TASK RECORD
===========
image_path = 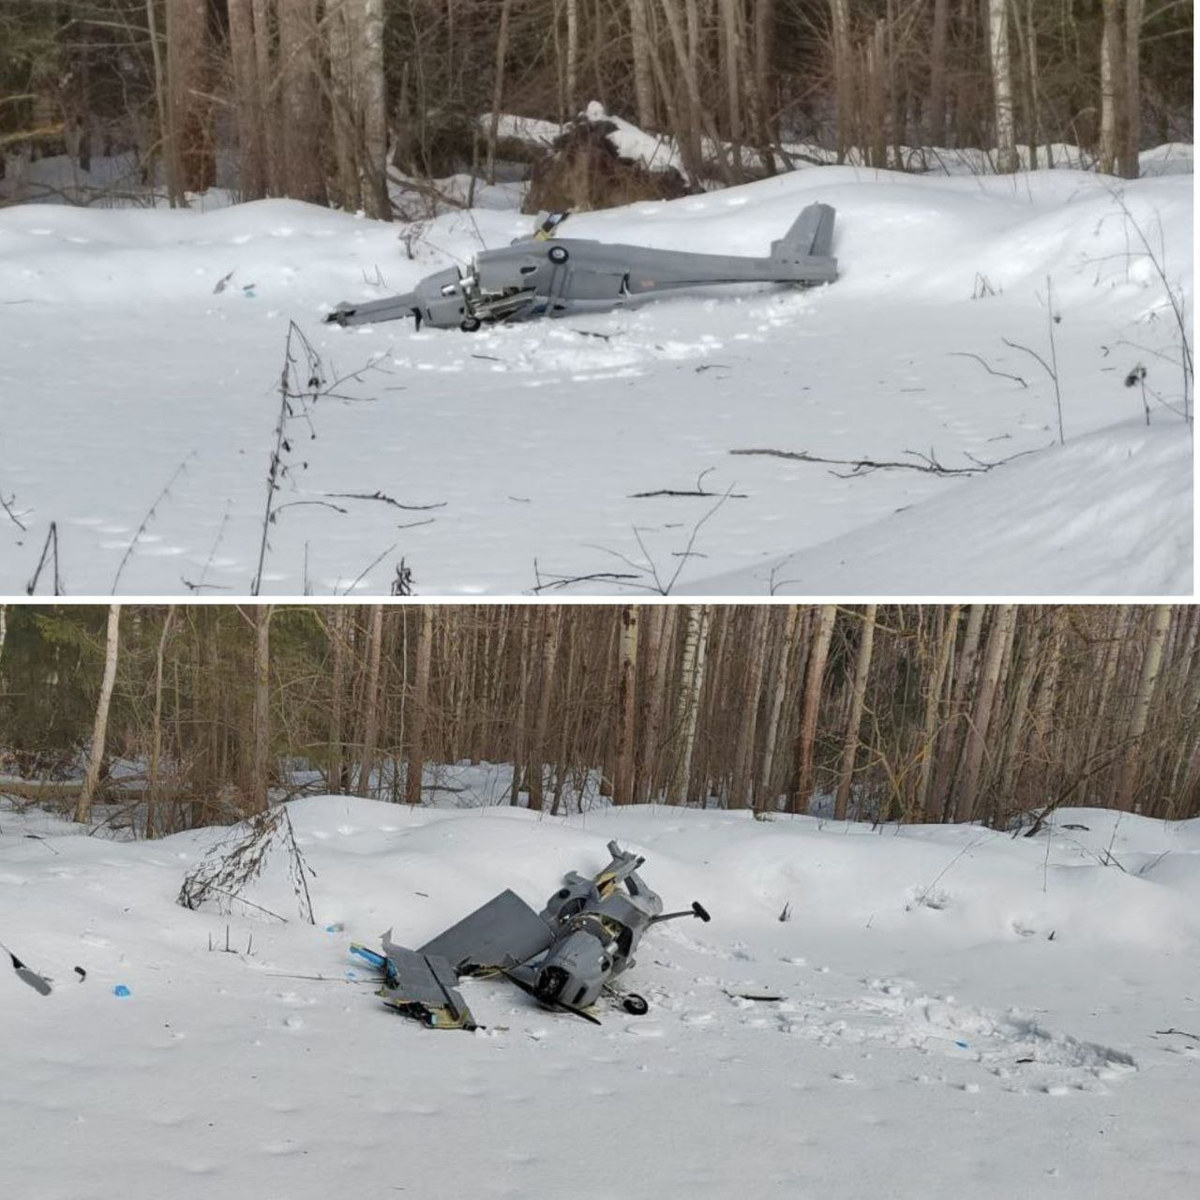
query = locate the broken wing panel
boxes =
[377,947,477,1030]
[417,888,555,973]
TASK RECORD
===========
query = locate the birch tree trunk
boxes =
[358,605,384,798]
[794,605,837,815]
[565,0,579,115]
[249,604,272,813]
[76,604,121,824]
[1116,604,1171,807]
[147,605,175,838]
[613,606,640,806]
[360,0,390,218]
[988,0,1018,172]
[834,604,877,821]
[1099,0,1124,175]
[673,604,709,804]
[511,606,531,803]
[733,606,770,809]
[935,603,985,820]
[528,607,562,811]
[329,606,347,792]
[956,605,1016,823]
[406,606,433,806]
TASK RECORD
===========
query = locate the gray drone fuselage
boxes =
[326,202,837,331]
[360,840,709,1028]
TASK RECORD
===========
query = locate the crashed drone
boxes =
[351,841,710,1030]
[327,202,837,331]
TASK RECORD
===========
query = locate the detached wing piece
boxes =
[418,888,555,973]
[352,889,555,1031]
[326,202,837,331]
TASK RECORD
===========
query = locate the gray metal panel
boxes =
[418,888,555,972]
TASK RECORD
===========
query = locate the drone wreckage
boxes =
[351,841,710,1030]
[327,202,837,332]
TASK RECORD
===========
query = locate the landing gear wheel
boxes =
[622,993,649,1016]
[460,316,482,332]
[548,245,570,265]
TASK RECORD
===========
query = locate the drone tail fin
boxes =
[770,202,838,283]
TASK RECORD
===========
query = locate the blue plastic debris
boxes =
[954,1040,968,1049]
[325,922,344,933]
[113,984,131,998]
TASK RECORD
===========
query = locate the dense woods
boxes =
[1,603,1197,834]
[1,1,1192,210]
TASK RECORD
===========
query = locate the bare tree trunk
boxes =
[988,0,1018,171]
[928,0,949,145]
[1117,604,1171,807]
[406,607,433,806]
[146,0,180,204]
[485,0,514,184]
[936,603,986,820]
[1120,0,1144,178]
[915,604,960,821]
[673,603,709,804]
[1099,0,1124,174]
[511,606,531,802]
[565,0,580,115]
[830,0,853,162]
[251,0,278,193]
[358,605,384,797]
[629,0,656,129]
[957,605,1016,822]
[733,606,770,809]
[279,0,325,202]
[248,604,272,813]
[528,608,562,811]
[166,0,213,194]
[228,0,267,199]
[329,606,347,792]
[759,605,799,808]
[613,606,640,805]
[76,604,121,824]
[642,605,675,803]
[360,0,390,217]
[794,605,836,815]
[147,605,175,838]
[834,604,877,820]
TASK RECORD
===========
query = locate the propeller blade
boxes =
[498,968,602,1026]
[7,951,51,996]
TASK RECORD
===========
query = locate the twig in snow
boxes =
[323,491,446,511]
[730,445,1044,478]
[631,467,747,500]
[949,350,1028,388]
[25,521,61,595]
[342,542,398,595]
[111,451,197,593]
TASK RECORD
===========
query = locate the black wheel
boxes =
[548,245,570,265]
[622,993,649,1016]
[460,316,482,332]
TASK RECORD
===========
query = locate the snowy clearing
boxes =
[0,163,1191,595]
[2,791,1197,1199]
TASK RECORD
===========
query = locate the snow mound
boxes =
[690,419,1192,595]
[1,166,1190,594]
[2,797,1197,1199]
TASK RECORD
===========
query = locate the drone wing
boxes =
[418,889,555,973]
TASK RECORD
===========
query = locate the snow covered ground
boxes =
[2,793,1197,1199]
[0,161,1191,595]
